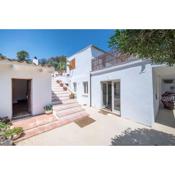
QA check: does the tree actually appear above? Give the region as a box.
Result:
[47,56,67,72]
[0,53,6,59]
[38,58,48,66]
[109,30,175,65]
[16,50,29,61]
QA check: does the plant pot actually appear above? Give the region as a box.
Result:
[0,139,13,146]
[60,83,63,87]
[69,93,75,99]
[45,110,52,115]
[12,133,23,140]
[63,87,67,91]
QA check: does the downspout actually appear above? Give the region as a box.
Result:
[90,72,92,107]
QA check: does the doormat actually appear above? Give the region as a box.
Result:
[98,110,108,115]
[98,110,111,115]
[74,116,95,128]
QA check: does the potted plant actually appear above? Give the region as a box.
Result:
[44,104,53,114]
[0,121,24,145]
[0,135,13,146]
[69,93,75,99]
[4,127,24,140]
[60,82,64,87]
[63,86,67,91]
[0,121,10,132]
[0,116,11,125]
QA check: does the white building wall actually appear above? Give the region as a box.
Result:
[152,71,162,119]
[67,45,104,105]
[0,63,52,119]
[91,60,155,126]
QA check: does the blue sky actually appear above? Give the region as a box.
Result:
[0,30,114,59]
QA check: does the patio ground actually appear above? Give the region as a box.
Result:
[17,107,175,146]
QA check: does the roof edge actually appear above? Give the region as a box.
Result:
[0,56,54,70]
[68,44,106,58]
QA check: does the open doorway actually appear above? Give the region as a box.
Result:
[156,78,175,128]
[12,79,32,119]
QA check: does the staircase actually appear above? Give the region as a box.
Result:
[52,79,89,119]
[13,79,89,143]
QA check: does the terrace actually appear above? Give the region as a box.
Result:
[91,52,138,72]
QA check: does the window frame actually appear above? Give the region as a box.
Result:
[73,82,77,92]
[83,81,88,95]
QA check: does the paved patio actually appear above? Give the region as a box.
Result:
[17,107,175,146]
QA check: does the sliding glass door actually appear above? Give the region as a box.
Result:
[102,82,112,110]
[112,81,120,115]
[102,81,120,115]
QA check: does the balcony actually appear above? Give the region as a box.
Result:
[91,52,137,71]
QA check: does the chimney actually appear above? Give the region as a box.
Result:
[33,56,38,65]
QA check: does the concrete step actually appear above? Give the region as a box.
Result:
[12,114,56,131]
[51,89,67,92]
[55,110,89,119]
[15,120,66,142]
[52,93,70,97]
[52,99,77,105]
[52,92,70,96]
[14,112,87,143]
[52,88,65,91]
[52,85,62,87]
[54,106,85,117]
[53,103,80,111]
[52,96,70,101]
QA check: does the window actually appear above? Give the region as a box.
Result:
[69,58,76,70]
[83,82,88,94]
[73,82,77,92]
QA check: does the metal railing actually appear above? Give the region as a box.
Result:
[91,52,137,71]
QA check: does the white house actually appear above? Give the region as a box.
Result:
[66,45,105,106]
[0,57,54,119]
[61,45,175,127]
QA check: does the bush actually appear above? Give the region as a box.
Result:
[0,120,24,145]
[0,117,11,124]
[44,104,53,111]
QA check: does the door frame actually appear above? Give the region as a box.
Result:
[11,78,32,118]
[112,80,121,115]
[101,81,111,109]
[101,80,121,115]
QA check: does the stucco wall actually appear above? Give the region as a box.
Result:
[152,71,162,119]
[67,46,104,105]
[91,60,155,126]
[0,63,52,119]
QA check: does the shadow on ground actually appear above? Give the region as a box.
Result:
[111,128,175,145]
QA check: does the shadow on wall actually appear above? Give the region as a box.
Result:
[111,128,175,146]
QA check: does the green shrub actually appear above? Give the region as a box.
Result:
[0,122,10,131]
[44,104,53,111]
[4,127,23,139]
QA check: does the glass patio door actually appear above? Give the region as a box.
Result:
[102,82,112,110]
[102,83,107,107]
[112,81,120,115]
